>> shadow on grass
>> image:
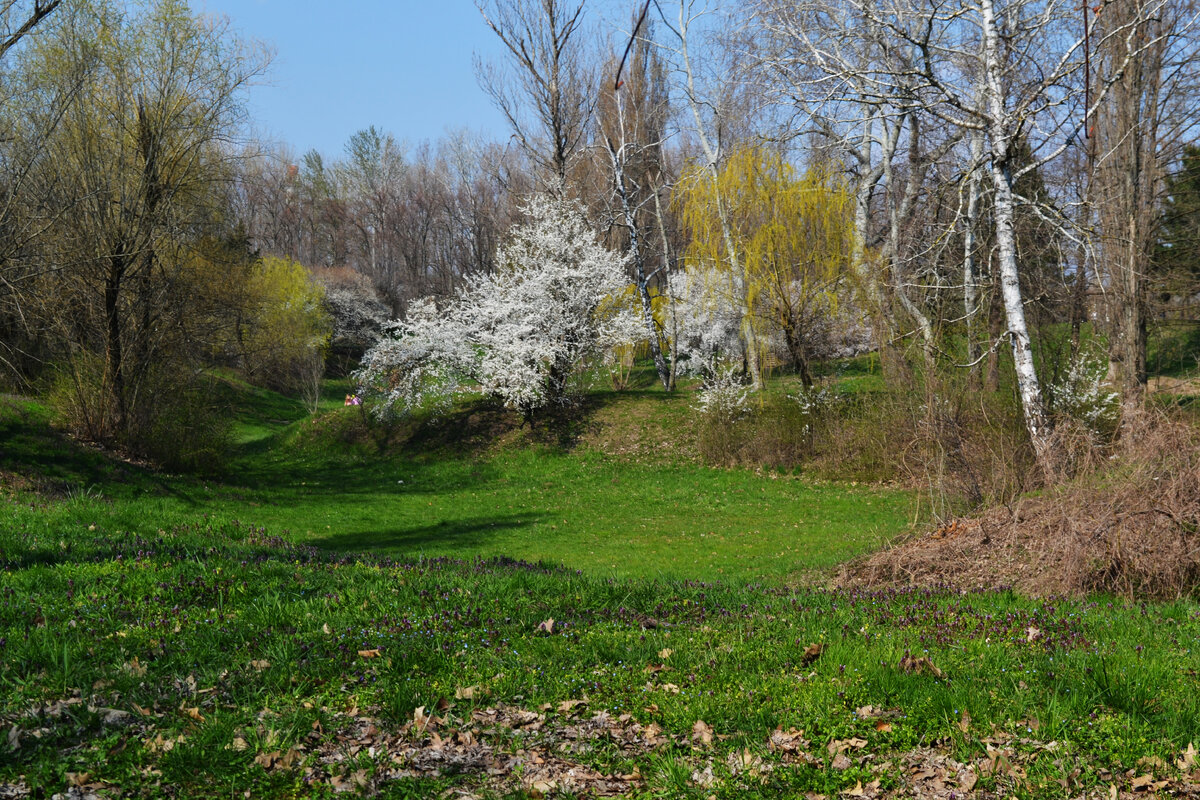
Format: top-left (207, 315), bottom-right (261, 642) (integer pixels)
top-left (0, 397), bottom-right (198, 504)
top-left (308, 512), bottom-right (544, 554)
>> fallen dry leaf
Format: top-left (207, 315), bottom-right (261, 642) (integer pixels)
top-left (1136, 755), bottom-right (1168, 773)
top-left (556, 698), bottom-right (587, 713)
top-left (528, 779), bottom-right (556, 798)
top-left (143, 734), bottom-right (184, 753)
top-left (254, 747), bottom-right (302, 771)
top-left (1130, 773), bottom-right (1168, 792)
top-left (659, 648), bottom-right (673, 658)
top-left (897, 654), bottom-right (943, 678)
top-left (874, 720), bottom-right (893, 732)
top-left (957, 710), bottom-right (971, 733)
top-left (828, 737), bottom-right (869, 755)
top-left (357, 648), bottom-right (382, 659)
top-left (854, 705), bottom-right (900, 720)
top-left (330, 768), bottom-right (370, 793)
top-left (455, 685), bottom-right (478, 700)
top-left (832, 753), bottom-right (852, 770)
top-left (1177, 741), bottom-right (1198, 772)
top-left (768, 726), bottom-right (808, 754)
top-left (179, 704), bottom-right (204, 722)
top-left (841, 779), bottom-right (880, 796)
top-left (250, 659), bottom-right (270, 671)
top-left (411, 705), bottom-right (431, 732)
top-left (1026, 625), bottom-right (1042, 642)
top-left (727, 747), bottom-right (766, 777)
top-left (690, 763), bottom-right (715, 787)
top-left (65, 772), bottom-right (90, 788)
top-left (800, 643), bottom-right (825, 666)
top-left (536, 618), bottom-right (555, 634)
top-left (692, 719), bottom-right (714, 747)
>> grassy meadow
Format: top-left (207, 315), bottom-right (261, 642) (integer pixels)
top-left (2, 375), bottom-right (1200, 798)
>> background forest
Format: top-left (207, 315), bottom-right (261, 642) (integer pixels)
top-left (2, 0), bottom-right (1199, 490)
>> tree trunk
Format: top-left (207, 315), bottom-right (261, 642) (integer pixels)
top-left (652, 187), bottom-right (679, 391)
top-left (103, 255), bottom-right (127, 436)
top-left (985, 279), bottom-right (1003, 394)
top-left (982, 0), bottom-right (1054, 473)
top-left (608, 134), bottom-right (671, 390)
top-left (963, 128), bottom-right (985, 387)
top-left (783, 324), bottom-right (814, 387)
top-left (1098, 0), bottom-right (1162, 417)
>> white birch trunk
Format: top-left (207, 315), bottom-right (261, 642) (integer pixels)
top-left (982, 0), bottom-right (1054, 471)
top-left (963, 128), bottom-right (985, 372)
top-left (605, 119), bottom-right (671, 390)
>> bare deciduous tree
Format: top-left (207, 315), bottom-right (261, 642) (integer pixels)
top-left (476, 0), bottom-right (596, 186)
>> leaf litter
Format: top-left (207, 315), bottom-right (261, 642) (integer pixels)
top-left (6, 693), bottom-right (1200, 799)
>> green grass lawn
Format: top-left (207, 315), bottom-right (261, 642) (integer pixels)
top-left (2, 385), bottom-right (917, 584)
top-left (3, 382), bottom-right (1200, 798)
top-left (1, 516), bottom-right (1198, 798)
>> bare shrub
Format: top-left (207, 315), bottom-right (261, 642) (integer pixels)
top-left (48, 357), bottom-right (231, 474)
top-left (844, 410), bottom-right (1200, 599)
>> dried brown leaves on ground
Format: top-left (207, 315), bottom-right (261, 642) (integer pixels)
top-left (5, 696), bottom-right (1200, 798)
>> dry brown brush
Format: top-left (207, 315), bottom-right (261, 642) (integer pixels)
top-left (843, 411), bottom-right (1200, 599)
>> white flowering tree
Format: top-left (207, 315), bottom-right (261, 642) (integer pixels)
top-left (668, 263), bottom-right (743, 380)
top-left (357, 194), bottom-right (640, 422)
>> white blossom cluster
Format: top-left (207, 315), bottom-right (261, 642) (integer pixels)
top-left (694, 363), bottom-right (751, 421)
top-left (356, 194), bottom-right (640, 418)
top-left (668, 264), bottom-right (751, 417)
top-left (667, 264), bottom-right (743, 378)
top-left (322, 279), bottom-right (391, 351)
top-left (789, 384), bottom-right (839, 417)
top-left (1052, 346), bottom-right (1119, 431)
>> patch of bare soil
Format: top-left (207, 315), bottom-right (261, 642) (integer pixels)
top-left (842, 415), bottom-right (1200, 599)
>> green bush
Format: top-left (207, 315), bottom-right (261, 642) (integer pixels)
top-left (133, 373), bottom-right (232, 474)
top-left (47, 358), bottom-right (231, 474)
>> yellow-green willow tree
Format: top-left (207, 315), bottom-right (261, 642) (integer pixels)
top-left (675, 147), bottom-right (855, 387)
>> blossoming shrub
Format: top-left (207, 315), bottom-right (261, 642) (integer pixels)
top-left (1049, 345), bottom-right (1119, 436)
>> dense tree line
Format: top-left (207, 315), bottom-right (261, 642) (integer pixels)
top-left (0, 0), bottom-right (1197, 478)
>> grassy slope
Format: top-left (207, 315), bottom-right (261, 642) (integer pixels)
top-left (2, 515), bottom-right (1198, 798)
top-left (3, 376), bottom-right (917, 584)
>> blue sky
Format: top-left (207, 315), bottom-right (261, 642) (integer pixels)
top-left (196, 1), bottom-right (518, 158)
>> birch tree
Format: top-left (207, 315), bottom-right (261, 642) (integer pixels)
top-left (752, 0), bottom-right (956, 372)
top-left (597, 17), bottom-right (674, 389)
top-left (655, 0), bottom-right (771, 388)
top-left (759, 0), bottom-right (1173, 471)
